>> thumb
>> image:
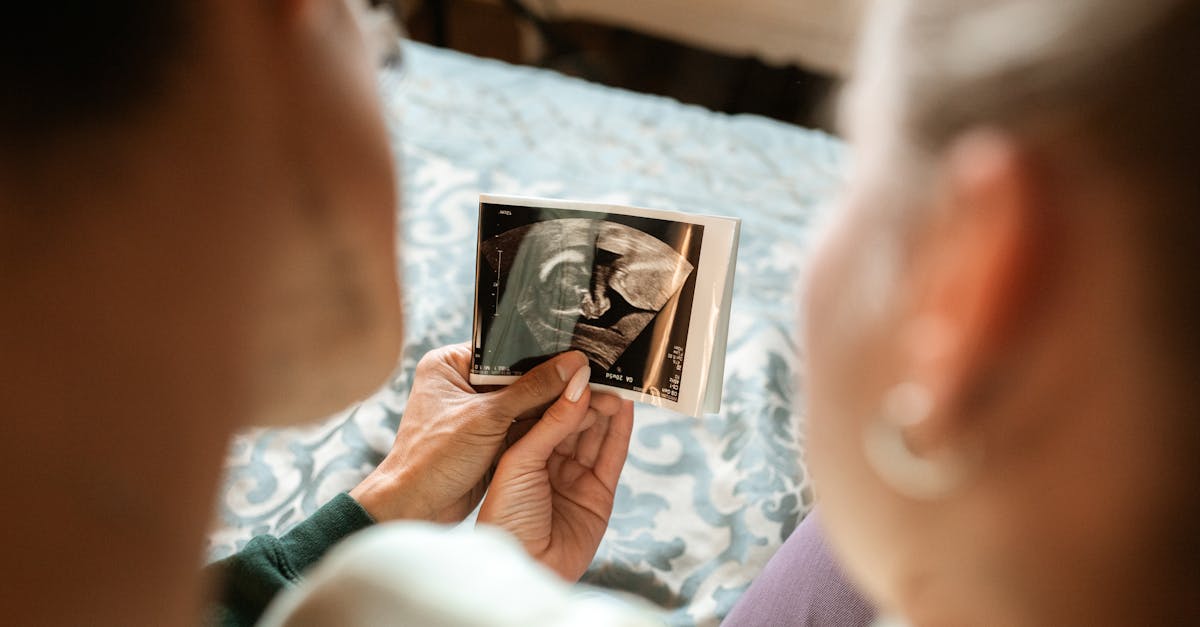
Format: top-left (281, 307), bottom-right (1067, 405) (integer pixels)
top-left (486, 351), bottom-right (589, 419)
top-left (506, 366), bottom-right (593, 463)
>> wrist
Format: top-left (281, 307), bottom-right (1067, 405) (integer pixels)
top-left (349, 466), bottom-right (431, 522)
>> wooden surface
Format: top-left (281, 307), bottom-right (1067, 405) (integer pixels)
top-left (516, 0), bottom-right (865, 75)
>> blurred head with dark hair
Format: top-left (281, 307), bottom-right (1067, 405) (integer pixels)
top-left (0, 1), bottom-right (402, 623)
top-left (804, 0), bottom-right (1200, 624)
top-left (0, 2), bottom-right (188, 140)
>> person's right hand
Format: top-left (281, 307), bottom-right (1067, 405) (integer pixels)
top-left (478, 373), bottom-right (634, 581)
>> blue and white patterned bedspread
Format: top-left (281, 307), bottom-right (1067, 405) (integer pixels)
top-left (208, 42), bottom-right (846, 626)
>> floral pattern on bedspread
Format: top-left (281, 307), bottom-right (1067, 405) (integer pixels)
top-left (207, 42), bottom-right (845, 627)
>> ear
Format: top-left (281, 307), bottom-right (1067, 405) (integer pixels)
top-left (897, 130), bottom-right (1049, 454)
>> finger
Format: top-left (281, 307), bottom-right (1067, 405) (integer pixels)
top-left (555, 431), bottom-right (581, 457)
top-left (507, 366), bottom-right (593, 463)
top-left (593, 400), bottom-right (634, 493)
top-left (555, 408), bottom-right (601, 456)
top-left (486, 351), bottom-right (588, 420)
top-left (588, 392), bottom-right (623, 418)
top-left (414, 343), bottom-right (474, 392)
top-left (436, 343), bottom-right (474, 375)
top-left (574, 412), bottom-right (610, 468)
top-left (579, 407), bottom-right (599, 432)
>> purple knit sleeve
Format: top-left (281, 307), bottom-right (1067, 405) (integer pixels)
top-left (722, 510), bottom-right (876, 627)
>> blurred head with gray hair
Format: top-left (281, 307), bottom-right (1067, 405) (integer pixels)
top-left (803, 0), bottom-right (1200, 624)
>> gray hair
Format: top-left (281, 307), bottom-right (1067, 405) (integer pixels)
top-left (884, 0), bottom-right (1196, 163)
top-left (875, 0), bottom-right (1199, 369)
top-left (873, 0), bottom-right (1200, 615)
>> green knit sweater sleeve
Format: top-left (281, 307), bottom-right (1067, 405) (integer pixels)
top-left (206, 493), bottom-right (376, 627)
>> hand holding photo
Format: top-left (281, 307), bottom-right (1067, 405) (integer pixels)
top-left (470, 194), bottom-right (740, 417)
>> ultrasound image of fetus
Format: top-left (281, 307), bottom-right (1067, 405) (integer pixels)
top-left (482, 218), bottom-right (694, 370)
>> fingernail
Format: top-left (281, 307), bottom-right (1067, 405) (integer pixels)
top-left (565, 366), bottom-right (591, 403)
top-left (555, 352), bottom-right (584, 382)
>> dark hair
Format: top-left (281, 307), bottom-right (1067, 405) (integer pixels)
top-left (0, 1), bottom-right (192, 141)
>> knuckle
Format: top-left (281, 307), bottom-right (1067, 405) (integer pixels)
top-left (414, 349), bottom-right (441, 374)
top-left (541, 401), bottom-right (570, 427)
top-left (589, 392), bottom-right (621, 416)
top-left (415, 344), bottom-right (464, 378)
top-left (580, 409), bottom-right (599, 431)
top-left (523, 368), bottom-right (552, 400)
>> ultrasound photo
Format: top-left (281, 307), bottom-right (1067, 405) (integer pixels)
top-left (473, 201), bottom-right (704, 401)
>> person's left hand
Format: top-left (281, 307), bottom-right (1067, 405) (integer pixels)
top-left (478, 378), bottom-right (634, 581)
top-left (350, 343), bottom-right (624, 524)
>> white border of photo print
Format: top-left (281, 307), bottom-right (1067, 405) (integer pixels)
top-left (470, 194), bottom-right (740, 417)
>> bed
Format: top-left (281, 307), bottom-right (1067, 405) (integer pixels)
top-left (207, 41), bottom-right (846, 626)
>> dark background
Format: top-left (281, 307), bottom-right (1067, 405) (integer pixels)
top-left (393, 0), bottom-right (838, 132)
